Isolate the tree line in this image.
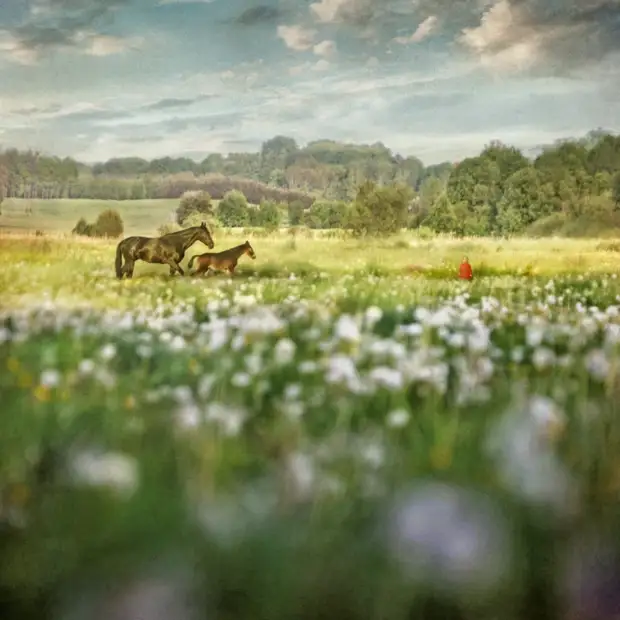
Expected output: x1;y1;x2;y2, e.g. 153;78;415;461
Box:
4;129;620;237
0;136;451;206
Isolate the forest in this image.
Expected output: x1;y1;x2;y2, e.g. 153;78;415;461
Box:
1;129;620;236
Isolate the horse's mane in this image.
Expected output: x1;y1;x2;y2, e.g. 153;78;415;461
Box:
160;225;204;239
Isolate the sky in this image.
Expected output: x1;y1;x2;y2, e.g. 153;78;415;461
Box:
0;0;619;165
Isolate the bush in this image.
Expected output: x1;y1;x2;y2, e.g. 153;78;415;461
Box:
176;190;213;225
94;209;124;238
288;200;306;225
217;190;250;227
303;200;349;229
250;200;282;230
157;222;181;236
71;210;124;238
613;172;620;207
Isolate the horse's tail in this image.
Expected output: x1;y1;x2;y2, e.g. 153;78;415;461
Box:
188;254;197;270
115;241;124;279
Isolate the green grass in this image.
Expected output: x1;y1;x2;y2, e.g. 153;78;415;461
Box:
3;232;620;619
0;198;181;235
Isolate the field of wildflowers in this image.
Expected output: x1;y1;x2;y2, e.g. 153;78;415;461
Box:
2;232;620;620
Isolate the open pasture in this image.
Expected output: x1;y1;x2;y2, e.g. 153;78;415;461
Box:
3;230;620;619
0;198;181;235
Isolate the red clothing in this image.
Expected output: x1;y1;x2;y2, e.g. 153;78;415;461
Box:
459;262;473;280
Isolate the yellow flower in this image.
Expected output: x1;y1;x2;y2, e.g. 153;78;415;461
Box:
6;358;20;373
188;359;199;374
34;385;50;402
124;395;136;409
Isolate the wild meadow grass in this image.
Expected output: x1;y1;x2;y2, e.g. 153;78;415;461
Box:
3;230;620;619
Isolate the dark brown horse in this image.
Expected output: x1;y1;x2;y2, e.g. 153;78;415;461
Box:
115;222;214;279
188;240;256;276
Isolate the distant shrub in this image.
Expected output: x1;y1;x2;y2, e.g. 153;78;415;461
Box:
218;190;250;227
176;190;213;225
249;200;282;230
71;209;124;238
157;222;181;236
94;209;124;238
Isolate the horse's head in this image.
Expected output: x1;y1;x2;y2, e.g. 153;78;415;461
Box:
198;222;215;248
245;240;256;260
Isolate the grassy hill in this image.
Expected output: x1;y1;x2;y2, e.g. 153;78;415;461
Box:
0;198;182;236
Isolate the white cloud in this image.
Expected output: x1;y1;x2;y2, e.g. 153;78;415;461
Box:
85;34;144;57
277;25;316;51
309;0;363;24
393;16;438;45
0;31;39;65
0;29;144;65
312;59;331;71
313;40;337;57
458;0;581;73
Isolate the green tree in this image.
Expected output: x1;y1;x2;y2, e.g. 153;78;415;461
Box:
613;172;620;208
176;190;213;225
303;200;349;229
251;200;282;230
348;181;413;236
423;193;458;233
495;167;553;234
217;190;250;227
412;176;444;227
288;200;306;226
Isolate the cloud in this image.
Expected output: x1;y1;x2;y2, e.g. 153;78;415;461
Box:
457;0;620;74
393;15;438;44
144;97;208;110
309;0;376;26
313;39;337;57
277;24;316;51
312;58;330;71
84;33;143;56
235;5;283;25
0;0;133;64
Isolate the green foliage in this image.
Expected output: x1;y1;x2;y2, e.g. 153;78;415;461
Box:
348;181;413;236
72;209;124;238
288;200;306;226
613;172;620;207
249;200;282;230
175;190;213;225
72;217;93;236
217;190;250;227
4;131;620;239
303;200;349;229
94;209;124;238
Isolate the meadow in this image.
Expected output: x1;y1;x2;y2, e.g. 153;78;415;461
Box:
0;198;181;235
3;226;620;619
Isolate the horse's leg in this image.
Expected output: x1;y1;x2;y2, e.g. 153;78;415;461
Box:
165;258;183;276
228;263;236;276
124;259;135;279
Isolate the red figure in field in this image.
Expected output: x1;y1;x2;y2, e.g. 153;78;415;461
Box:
459;256;473;281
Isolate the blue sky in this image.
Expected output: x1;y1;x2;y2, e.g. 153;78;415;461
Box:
0;0;619;165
